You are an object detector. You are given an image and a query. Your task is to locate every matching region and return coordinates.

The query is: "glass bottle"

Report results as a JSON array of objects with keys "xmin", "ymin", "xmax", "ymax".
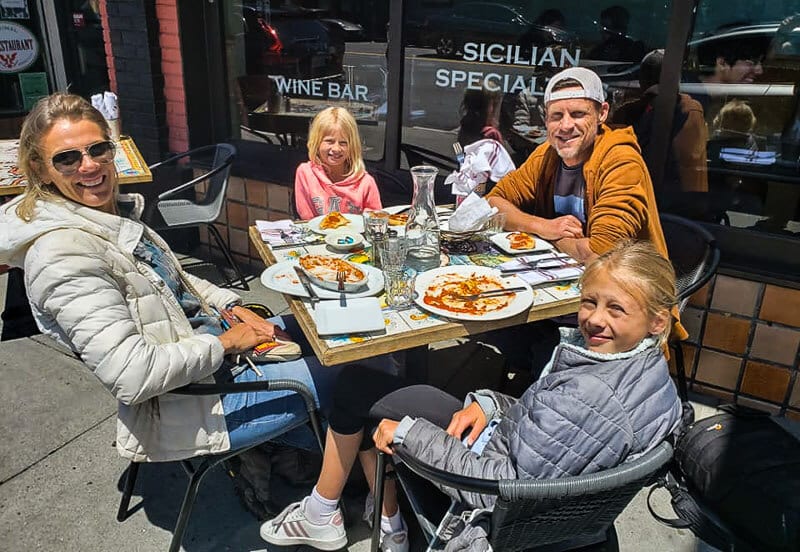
[{"xmin": 405, "ymin": 165, "xmax": 440, "ymax": 271}]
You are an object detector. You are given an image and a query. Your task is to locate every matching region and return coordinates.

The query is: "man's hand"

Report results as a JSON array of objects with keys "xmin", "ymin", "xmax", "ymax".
[
  {"xmin": 373, "ymin": 419, "xmax": 400, "ymax": 454},
  {"xmin": 446, "ymin": 402, "xmax": 488, "ymax": 446},
  {"xmin": 536, "ymin": 215, "xmax": 584, "ymax": 240}
]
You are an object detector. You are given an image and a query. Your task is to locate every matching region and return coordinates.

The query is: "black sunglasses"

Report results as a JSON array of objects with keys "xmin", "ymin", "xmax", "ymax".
[{"xmin": 51, "ymin": 140, "xmax": 116, "ymax": 175}]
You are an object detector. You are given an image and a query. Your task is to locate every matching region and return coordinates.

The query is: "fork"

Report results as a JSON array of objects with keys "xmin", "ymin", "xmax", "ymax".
[
  {"xmin": 336, "ymin": 270, "xmax": 347, "ymax": 307},
  {"xmin": 452, "ymin": 142, "xmax": 465, "ymax": 167}
]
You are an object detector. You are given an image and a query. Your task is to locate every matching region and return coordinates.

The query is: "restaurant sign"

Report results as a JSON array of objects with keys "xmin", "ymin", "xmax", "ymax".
[{"xmin": 0, "ymin": 21, "xmax": 38, "ymax": 73}]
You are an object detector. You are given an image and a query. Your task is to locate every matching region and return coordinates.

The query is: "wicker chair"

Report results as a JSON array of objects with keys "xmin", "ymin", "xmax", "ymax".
[{"xmin": 371, "ymin": 441, "xmax": 674, "ymax": 552}]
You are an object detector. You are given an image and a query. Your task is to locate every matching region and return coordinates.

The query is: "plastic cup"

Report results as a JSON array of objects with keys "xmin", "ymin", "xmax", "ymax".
[{"xmin": 384, "ymin": 267, "xmax": 417, "ymax": 309}]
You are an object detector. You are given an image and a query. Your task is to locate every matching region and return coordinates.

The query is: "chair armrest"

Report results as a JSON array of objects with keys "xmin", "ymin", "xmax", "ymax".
[
  {"xmin": 157, "ymin": 161, "xmax": 231, "ymax": 200},
  {"xmin": 171, "ymin": 378, "xmax": 317, "ymax": 414},
  {"xmin": 147, "ymin": 144, "xmax": 220, "ymax": 171},
  {"xmin": 392, "ymin": 440, "xmax": 673, "ymax": 501}
]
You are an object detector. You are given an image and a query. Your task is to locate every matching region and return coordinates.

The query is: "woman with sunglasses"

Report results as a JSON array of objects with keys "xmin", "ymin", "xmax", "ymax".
[{"xmin": 0, "ymin": 93, "xmax": 339, "ymax": 465}]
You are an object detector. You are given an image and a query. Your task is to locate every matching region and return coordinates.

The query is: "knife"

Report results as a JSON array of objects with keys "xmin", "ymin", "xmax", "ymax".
[
  {"xmin": 500, "ymin": 261, "xmax": 582, "ymax": 275},
  {"xmin": 454, "ymin": 286, "xmax": 529, "ymax": 301},
  {"xmin": 292, "ymin": 266, "xmax": 320, "ymax": 307}
]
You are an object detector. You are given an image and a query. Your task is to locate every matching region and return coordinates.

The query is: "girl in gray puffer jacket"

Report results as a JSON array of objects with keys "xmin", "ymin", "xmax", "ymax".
[{"xmin": 261, "ymin": 241, "xmax": 683, "ymax": 552}]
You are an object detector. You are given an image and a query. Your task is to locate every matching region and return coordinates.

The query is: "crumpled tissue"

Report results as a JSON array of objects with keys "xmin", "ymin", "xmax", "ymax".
[
  {"xmin": 446, "ymin": 192, "xmax": 497, "ymax": 232},
  {"xmin": 92, "ymin": 91, "xmax": 120, "ymax": 140},
  {"xmin": 444, "ymin": 139, "xmax": 516, "ymax": 196}
]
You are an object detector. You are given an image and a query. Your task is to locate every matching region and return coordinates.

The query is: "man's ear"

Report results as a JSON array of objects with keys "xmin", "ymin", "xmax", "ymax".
[
  {"xmin": 648, "ymin": 310, "xmax": 669, "ymax": 337},
  {"xmin": 598, "ymin": 101, "xmax": 610, "ymax": 123}
]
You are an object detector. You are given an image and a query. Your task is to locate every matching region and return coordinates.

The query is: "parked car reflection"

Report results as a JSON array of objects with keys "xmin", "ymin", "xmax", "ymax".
[{"xmin": 242, "ymin": 5, "xmax": 363, "ymax": 78}]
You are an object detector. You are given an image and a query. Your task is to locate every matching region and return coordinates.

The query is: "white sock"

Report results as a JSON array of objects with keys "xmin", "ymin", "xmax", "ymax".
[
  {"xmin": 381, "ymin": 509, "xmax": 404, "ymax": 534},
  {"xmin": 304, "ymin": 486, "xmax": 339, "ymax": 525}
]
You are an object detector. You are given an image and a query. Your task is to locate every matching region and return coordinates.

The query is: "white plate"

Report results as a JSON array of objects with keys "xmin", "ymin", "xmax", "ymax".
[
  {"xmin": 307, "ymin": 213, "xmax": 365, "ymax": 235},
  {"xmin": 490, "ymin": 232, "xmax": 554, "ymax": 255},
  {"xmin": 260, "ymin": 260, "xmax": 384, "ymax": 299},
  {"xmin": 313, "ymin": 297, "xmax": 385, "ymax": 335},
  {"xmin": 413, "ymin": 265, "xmax": 534, "ymax": 321}
]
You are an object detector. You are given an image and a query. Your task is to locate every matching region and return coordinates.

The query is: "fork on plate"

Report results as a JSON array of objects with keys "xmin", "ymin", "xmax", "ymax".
[{"xmin": 336, "ymin": 270, "xmax": 347, "ymax": 307}]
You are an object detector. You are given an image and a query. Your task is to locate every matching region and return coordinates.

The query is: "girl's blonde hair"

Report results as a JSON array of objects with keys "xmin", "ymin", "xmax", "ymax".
[
  {"xmin": 16, "ymin": 93, "xmax": 114, "ymax": 222},
  {"xmin": 306, "ymin": 107, "xmax": 364, "ymax": 177},
  {"xmin": 713, "ymin": 99, "xmax": 756, "ymax": 134},
  {"xmin": 580, "ymin": 240, "xmax": 677, "ymax": 347}
]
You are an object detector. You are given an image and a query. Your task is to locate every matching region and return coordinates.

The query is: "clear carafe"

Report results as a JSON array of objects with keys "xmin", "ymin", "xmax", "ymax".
[{"xmin": 405, "ymin": 165, "xmax": 440, "ymax": 271}]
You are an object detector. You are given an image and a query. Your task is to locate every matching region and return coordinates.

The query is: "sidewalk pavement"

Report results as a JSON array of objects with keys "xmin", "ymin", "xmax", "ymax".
[{"xmin": 0, "ymin": 270, "xmax": 711, "ymax": 551}]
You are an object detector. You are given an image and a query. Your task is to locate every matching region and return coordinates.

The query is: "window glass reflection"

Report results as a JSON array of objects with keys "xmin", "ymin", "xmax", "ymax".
[
  {"xmin": 223, "ymin": 1, "xmax": 385, "ymax": 159},
  {"xmin": 680, "ymin": 1, "xmax": 800, "ymax": 237}
]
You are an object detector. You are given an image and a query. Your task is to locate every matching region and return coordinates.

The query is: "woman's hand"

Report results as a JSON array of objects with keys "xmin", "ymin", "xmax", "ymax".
[
  {"xmin": 373, "ymin": 419, "xmax": 400, "ymax": 455},
  {"xmin": 218, "ymin": 322, "xmax": 275, "ymax": 355},
  {"xmin": 446, "ymin": 402, "xmax": 488, "ymax": 446}
]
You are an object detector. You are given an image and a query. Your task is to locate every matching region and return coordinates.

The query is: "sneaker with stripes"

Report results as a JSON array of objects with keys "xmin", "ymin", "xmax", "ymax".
[{"xmin": 260, "ymin": 497, "xmax": 347, "ymax": 551}]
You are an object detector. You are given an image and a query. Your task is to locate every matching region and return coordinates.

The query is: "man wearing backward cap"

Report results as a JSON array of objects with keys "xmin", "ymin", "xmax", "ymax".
[{"xmin": 487, "ymin": 66, "xmax": 669, "ymax": 266}]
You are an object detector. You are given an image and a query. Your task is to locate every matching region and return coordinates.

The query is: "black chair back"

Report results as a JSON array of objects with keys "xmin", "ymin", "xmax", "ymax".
[{"xmin": 659, "ymin": 213, "xmax": 720, "ymax": 309}]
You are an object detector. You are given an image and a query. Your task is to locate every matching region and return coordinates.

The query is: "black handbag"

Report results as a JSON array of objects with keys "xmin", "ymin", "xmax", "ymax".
[{"xmin": 648, "ymin": 406, "xmax": 800, "ymax": 552}]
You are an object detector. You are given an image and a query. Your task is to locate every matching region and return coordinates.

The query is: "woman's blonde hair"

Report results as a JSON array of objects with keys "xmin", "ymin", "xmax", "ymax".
[
  {"xmin": 580, "ymin": 240, "xmax": 677, "ymax": 347},
  {"xmin": 306, "ymin": 107, "xmax": 364, "ymax": 177},
  {"xmin": 16, "ymin": 93, "xmax": 113, "ymax": 222}
]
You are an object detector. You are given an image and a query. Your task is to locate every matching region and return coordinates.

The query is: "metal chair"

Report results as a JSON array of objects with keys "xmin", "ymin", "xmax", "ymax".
[
  {"xmin": 144, "ymin": 143, "xmax": 249, "ymax": 290},
  {"xmin": 400, "ymin": 143, "xmax": 458, "ymax": 173},
  {"xmin": 659, "ymin": 213, "xmax": 720, "ymax": 401},
  {"xmin": 117, "ymin": 378, "xmax": 325, "ymax": 552},
  {"xmin": 372, "ymin": 441, "xmax": 674, "ymax": 552}
]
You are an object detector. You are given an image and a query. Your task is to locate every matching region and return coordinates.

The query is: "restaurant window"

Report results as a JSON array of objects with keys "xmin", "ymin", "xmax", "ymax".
[
  {"xmin": 221, "ymin": 0, "xmax": 386, "ymax": 161},
  {"xmin": 667, "ymin": 0, "xmax": 800, "ymax": 254},
  {"xmin": 399, "ymin": 0, "xmax": 674, "ymax": 169}
]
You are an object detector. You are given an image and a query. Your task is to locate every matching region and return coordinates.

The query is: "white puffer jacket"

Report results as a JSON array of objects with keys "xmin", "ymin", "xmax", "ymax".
[{"xmin": 0, "ymin": 193, "xmax": 240, "ymax": 462}]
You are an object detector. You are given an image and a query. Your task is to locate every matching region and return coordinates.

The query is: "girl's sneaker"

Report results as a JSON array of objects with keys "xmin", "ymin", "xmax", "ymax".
[
  {"xmin": 260, "ymin": 497, "xmax": 347, "ymax": 551},
  {"xmin": 362, "ymin": 493, "xmax": 410, "ymax": 552}
]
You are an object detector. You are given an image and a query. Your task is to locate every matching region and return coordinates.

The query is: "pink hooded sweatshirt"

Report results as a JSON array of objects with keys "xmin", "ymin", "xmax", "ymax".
[{"xmin": 294, "ymin": 161, "xmax": 382, "ymax": 220}]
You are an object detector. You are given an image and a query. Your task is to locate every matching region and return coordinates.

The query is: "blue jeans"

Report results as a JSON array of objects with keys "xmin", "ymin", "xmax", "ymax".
[{"xmin": 221, "ymin": 315, "xmax": 340, "ymax": 452}]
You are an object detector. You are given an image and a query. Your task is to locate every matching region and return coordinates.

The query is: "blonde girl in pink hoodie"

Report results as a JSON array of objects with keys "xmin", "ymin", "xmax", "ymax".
[{"xmin": 294, "ymin": 107, "xmax": 382, "ymax": 220}]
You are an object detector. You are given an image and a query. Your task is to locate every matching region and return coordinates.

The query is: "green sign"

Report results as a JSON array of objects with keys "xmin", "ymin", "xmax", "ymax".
[{"xmin": 18, "ymin": 71, "xmax": 48, "ymax": 110}]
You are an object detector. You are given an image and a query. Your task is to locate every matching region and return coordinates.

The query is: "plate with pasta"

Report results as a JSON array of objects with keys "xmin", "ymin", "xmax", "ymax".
[
  {"xmin": 307, "ymin": 212, "xmax": 365, "ymax": 235},
  {"xmin": 414, "ymin": 265, "xmax": 534, "ymax": 321}
]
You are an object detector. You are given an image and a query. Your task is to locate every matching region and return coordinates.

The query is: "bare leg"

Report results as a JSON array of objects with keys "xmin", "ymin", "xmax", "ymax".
[
  {"xmin": 359, "ymin": 448, "xmax": 399, "ymax": 517},
  {"xmin": 315, "ymin": 428, "xmax": 364, "ymax": 501}
]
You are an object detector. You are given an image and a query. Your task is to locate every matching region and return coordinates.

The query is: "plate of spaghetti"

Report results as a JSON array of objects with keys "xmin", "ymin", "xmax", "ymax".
[
  {"xmin": 307, "ymin": 212, "xmax": 365, "ymax": 235},
  {"xmin": 414, "ymin": 265, "xmax": 534, "ymax": 321}
]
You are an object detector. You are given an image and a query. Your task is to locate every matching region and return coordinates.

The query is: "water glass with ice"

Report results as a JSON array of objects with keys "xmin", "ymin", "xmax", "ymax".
[{"xmin": 384, "ymin": 267, "xmax": 417, "ymax": 309}]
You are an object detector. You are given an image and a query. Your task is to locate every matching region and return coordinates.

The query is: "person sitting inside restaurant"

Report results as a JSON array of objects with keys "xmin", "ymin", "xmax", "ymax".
[
  {"xmin": 486, "ymin": 66, "xmax": 669, "ymax": 265},
  {"xmin": 260, "ymin": 240, "xmax": 683, "ymax": 552},
  {"xmin": 294, "ymin": 106, "xmax": 382, "ymax": 220},
  {"xmin": 0, "ymin": 93, "xmax": 339, "ymax": 465}
]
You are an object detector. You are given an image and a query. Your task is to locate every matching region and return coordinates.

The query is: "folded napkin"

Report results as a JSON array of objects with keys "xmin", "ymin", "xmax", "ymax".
[
  {"xmin": 255, "ymin": 219, "xmax": 303, "ymax": 245},
  {"xmin": 498, "ymin": 254, "xmax": 583, "ymax": 286},
  {"xmin": 103, "ymin": 91, "xmax": 119, "ymax": 120},
  {"xmin": 444, "ymin": 139, "xmax": 516, "ymax": 196},
  {"xmin": 719, "ymin": 148, "xmax": 776, "ymax": 165},
  {"xmin": 447, "ymin": 192, "xmax": 497, "ymax": 232}
]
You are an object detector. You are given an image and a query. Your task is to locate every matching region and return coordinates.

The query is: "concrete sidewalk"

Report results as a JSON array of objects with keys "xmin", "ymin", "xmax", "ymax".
[{"xmin": 0, "ymin": 270, "xmax": 707, "ymax": 551}]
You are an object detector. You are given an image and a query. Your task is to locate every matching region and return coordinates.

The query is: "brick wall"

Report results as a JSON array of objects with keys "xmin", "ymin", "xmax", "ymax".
[
  {"xmin": 198, "ymin": 178, "xmax": 293, "ymax": 272},
  {"xmin": 104, "ymin": 0, "xmax": 167, "ymax": 163},
  {"xmin": 155, "ymin": 0, "xmax": 188, "ymax": 154},
  {"xmin": 677, "ymin": 275, "xmax": 800, "ymax": 420}
]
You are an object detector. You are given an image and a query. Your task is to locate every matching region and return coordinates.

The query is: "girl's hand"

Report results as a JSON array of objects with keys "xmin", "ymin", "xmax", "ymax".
[
  {"xmin": 446, "ymin": 402, "xmax": 487, "ymax": 446},
  {"xmin": 218, "ymin": 323, "xmax": 275, "ymax": 355},
  {"xmin": 373, "ymin": 419, "xmax": 400, "ymax": 455}
]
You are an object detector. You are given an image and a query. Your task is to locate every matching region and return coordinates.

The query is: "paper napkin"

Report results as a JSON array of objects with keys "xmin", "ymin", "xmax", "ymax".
[
  {"xmin": 444, "ymin": 139, "xmax": 515, "ymax": 196},
  {"xmin": 447, "ymin": 192, "xmax": 497, "ymax": 232}
]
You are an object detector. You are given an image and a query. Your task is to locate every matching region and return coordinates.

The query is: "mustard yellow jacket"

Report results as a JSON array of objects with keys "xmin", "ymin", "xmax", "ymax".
[{"xmin": 487, "ymin": 124, "xmax": 687, "ymax": 340}]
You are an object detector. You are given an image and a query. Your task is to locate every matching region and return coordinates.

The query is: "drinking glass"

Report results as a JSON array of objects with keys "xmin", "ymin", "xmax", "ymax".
[
  {"xmin": 363, "ymin": 210, "xmax": 389, "ymax": 267},
  {"xmin": 377, "ymin": 236, "xmax": 408, "ymax": 272},
  {"xmin": 384, "ymin": 267, "xmax": 417, "ymax": 309},
  {"xmin": 484, "ymin": 211, "xmax": 507, "ymax": 235}
]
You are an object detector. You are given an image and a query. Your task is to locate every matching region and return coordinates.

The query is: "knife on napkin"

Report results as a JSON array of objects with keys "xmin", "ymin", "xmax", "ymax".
[{"xmin": 293, "ymin": 266, "xmax": 320, "ymax": 307}]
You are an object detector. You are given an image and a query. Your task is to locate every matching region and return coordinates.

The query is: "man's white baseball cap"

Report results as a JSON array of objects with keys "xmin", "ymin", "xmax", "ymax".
[{"xmin": 544, "ymin": 67, "xmax": 605, "ymax": 104}]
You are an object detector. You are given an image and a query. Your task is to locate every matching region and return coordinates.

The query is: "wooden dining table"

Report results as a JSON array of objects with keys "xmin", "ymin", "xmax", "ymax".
[
  {"xmin": 249, "ymin": 224, "xmax": 580, "ymax": 369},
  {"xmin": 0, "ymin": 135, "xmax": 152, "ymax": 196}
]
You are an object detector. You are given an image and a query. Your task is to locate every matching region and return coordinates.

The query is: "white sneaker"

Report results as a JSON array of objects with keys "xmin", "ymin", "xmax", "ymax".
[
  {"xmin": 362, "ymin": 493, "xmax": 410, "ymax": 552},
  {"xmin": 260, "ymin": 497, "xmax": 347, "ymax": 551}
]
